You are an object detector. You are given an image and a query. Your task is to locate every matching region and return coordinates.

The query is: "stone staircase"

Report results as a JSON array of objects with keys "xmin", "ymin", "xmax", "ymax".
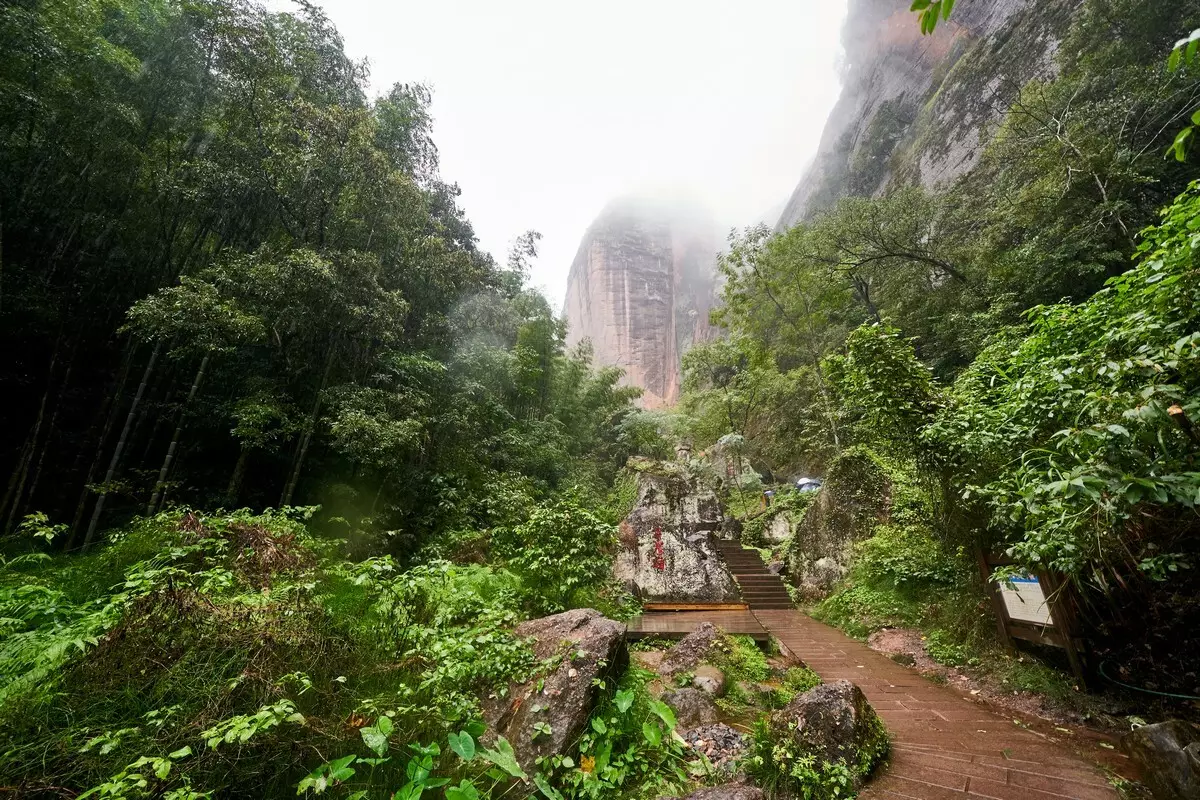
[{"xmin": 714, "ymin": 538, "xmax": 793, "ymax": 609}]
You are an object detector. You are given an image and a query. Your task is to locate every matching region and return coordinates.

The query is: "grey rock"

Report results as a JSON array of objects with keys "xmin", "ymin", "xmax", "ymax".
[
  {"xmin": 764, "ymin": 513, "xmax": 793, "ymax": 544},
  {"xmin": 692, "ymin": 664, "xmax": 727, "ymax": 697},
  {"xmin": 482, "ymin": 609, "xmax": 627, "ymax": 774},
  {"xmin": 676, "ymin": 781, "xmax": 763, "ymax": 800},
  {"xmin": 766, "ymin": 561, "xmax": 785, "ymax": 575},
  {"xmin": 1122, "ymin": 720, "xmax": 1200, "ymax": 800},
  {"xmin": 659, "ymin": 622, "xmax": 721, "ymax": 676},
  {"xmin": 778, "ymin": 0, "xmax": 1065, "ymax": 229},
  {"xmin": 562, "ymin": 198, "xmax": 717, "ymax": 409},
  {"xmin": 770, "ymin": 680, "xmax": 889, "ymax": 789},
  {"xmin": 614, "ymin": 470, "xmax": 738, "ymax": 604},
  {"xmin": 662, "ymin": 687, "xmax": 719, "ymax": 729},
  {"xmin": 786, "ymin": 450, "xmax": 890, "ymax": 597}
]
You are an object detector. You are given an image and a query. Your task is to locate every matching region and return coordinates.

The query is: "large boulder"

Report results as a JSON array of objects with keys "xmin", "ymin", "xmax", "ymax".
[
  {"xmin": 659, "ymin": 622, "xmax": 721, "ymax": 676},
  {"xmin": 483, "ymin": 609, "xmax": 627, "ymax": 773},
  {"xmin": 661, "ymin": 687, "xmax": 720, "ymax": 728},
  {"xmin": 769, "ymin": 680, "xmax": 889, "ymax": 791},
  {"xmin": 1122, "ymin": 720, "xmax": 1200, "ymax": 800},
  {"xmin": 786, "ymin": 448, "xmax": 890, "ymax": 596},
  {"xmin": 613, "ymin": 466, "xmax": 738, "ymax": 603}
]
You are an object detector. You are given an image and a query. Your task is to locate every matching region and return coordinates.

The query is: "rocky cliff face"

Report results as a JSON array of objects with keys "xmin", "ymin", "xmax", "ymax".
[
  {"xmin": 562, "ymin": 199, "xmax": 717, "ymax": 408},
  {"xmin": 778, "ymin": 0, "xmax": 1080, "ymax": 228}
]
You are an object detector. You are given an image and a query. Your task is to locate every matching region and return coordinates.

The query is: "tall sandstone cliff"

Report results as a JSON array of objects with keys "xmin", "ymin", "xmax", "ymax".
[
  {"xmin": 562, "ymin": 199, "xmax": 717, "ymax": 408},
  {"xmin": 778, "ymin": 0, "xmax": 1080, "ymax": 227}
]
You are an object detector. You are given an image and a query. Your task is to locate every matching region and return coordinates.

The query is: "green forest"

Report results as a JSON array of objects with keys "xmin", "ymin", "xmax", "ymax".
[{"xmin": 1, "ymin": 0, "xmax": 1199, "ymax": 798}]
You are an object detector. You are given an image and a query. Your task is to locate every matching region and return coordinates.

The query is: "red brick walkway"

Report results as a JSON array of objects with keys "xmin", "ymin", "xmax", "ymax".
[{"xmin": 752, "ymin": 610, "xmax": 1122, "ymax": 800}]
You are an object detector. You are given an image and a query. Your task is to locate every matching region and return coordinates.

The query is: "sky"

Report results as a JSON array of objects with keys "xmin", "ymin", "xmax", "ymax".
[{"xmin": 299, "ymin": 0, "xmax": 848, "ymax": 307}]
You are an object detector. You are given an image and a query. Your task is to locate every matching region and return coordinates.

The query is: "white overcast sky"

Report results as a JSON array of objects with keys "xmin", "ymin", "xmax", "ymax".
[{"xmin": 296, "ymin": 0, "xmax": 848, "ymax": 306}]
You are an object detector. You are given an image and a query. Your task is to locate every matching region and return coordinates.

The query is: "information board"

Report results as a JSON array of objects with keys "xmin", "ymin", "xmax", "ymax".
[{"xmin": 998, "ymin": 574, "xmax": 1054, "ymax": 626}]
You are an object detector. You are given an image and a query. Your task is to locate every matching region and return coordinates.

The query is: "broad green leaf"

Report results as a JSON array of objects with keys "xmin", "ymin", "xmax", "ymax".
[
  {"xmin": 361, "ymin": 726, "xmax": 388, "ymax": 757},
  {"xmin": 533, "ymin": 774, "xmax": 565, "ymax": 800},
  {"xmin": 648, "ymin": 699, "xmax": 676, "ymax": 730},
  {"xmin": 641, "ymin": 721, "xmax": 662, "ymax": 747},
  {"xmin": 480, "ymin": 736, "xmax": 528, "ymax": 780},
  {"xmin": 448, "ymin": 731, "xmax": 476, "ymax": 761},
  {"xmin": 613, "ymin": 689, "xmax": 634, "ymax": 713},
  {"xmin": 446, "ymin": 781, "xmax": 480, "ymax": 800},
  {"xmin": 590, "ymin": 717, "xmax": 607, "ymax": 735}
]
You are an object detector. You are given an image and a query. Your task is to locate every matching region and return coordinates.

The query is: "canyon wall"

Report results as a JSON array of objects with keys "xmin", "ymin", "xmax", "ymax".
[
  {"xmin": 562, "ymin": 199, "xmax": 717, "ymax": 408},
  {"xmin": 778, "ymin": 0, "xmax": 1080, "ymax": 228}
]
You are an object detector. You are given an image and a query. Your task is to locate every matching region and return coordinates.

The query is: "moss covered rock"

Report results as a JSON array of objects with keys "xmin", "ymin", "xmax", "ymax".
[
  {"xmin": 785, "ymin": 447, "xmax": 891, "ymax": 596},
  {"xmin": 767, "ymin": 680, "xmax": 889, "ymax": 793}
]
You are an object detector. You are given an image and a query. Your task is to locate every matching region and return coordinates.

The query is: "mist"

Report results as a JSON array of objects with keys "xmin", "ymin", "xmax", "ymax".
[{"xmin": 293, "ymin": 0, "xmax": 848, "ymax": 306}]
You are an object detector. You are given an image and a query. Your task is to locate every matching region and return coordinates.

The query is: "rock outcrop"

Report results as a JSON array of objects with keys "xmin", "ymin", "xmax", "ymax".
[
  {"xmin": 1122, "ymin": 720, "xmax": 1200, "ymax": 800},
  {"xmin": 614, "ymin": 465, "xmax": 739, "ymax": 604},
  {"xmin": 659, "ymin": 622, "xmax": 722, "ymax": 675},
  {"xmin": 786, "ymin": 449, "xmax": 890, "ymax": 596},
  {"xmin": 562, "ymin": 198, "xmax": 718, "ymax": 408},
  {"xmin": 661, "ymin": 687, "xmax": 720, "ymax": 729},
  {"xmin": 769, "ymin": 680, "xmax": 889, "ymax": 791},
  {"xmin": 778, "ymin": 0, "xmax": 1078, "ymax": 228},
  {"xmin": 483, "ymin": 609, "xmax": 627, "ymax": 774}
]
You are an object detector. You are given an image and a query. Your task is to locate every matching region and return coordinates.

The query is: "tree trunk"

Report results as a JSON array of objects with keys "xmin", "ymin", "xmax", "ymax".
[
  {"xmin": 67, "ymin": 340, "xmax": 135, "ymax": 547},
  {"xmin": 146, "ymin": 352, "xmax": 210, "ymax": 515},
  {"xmin": 82, "ymin": 341, "xmax": 162, "ymax": 551},
  {"xmin": 225, "ymin": 444, "xmax": 250, "ymax": 508},
  {"xmin": 21, "ymin": 349, "xmax": 77, "ymax": 524},
  {"xmin": 3, "ymin": 340, "xmax": 62, "ymax": 533},
  {"xmin": 280, "ymin": 346, "xmax": 335, "ymax": 507}
]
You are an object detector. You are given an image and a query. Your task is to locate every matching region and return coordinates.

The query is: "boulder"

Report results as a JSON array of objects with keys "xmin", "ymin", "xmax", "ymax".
[
  {"xmin": 692, "ymin": 665, "xmax": 727, "ymax": 697},
  {"xmin": 764, "ymin": 513, "xmax": 793, "ymax": 544},
  {"xmin": 661, "ymin": 687, "xmax": 719, "ymax": 728},
  {"xmin": 786, "ymin": 449, "xmax": 891, "ymax": 596},
  {"xmin": 769, "ymin": 680, "xmax": 889, "ymax": 790},
  {"xmin": 482, "ymin": 609, "xmax": 627, "ymax": 773},
  {"xmin": 766, "ymin": 561, "xmax": 785, "ymax": 575},
  {"xmin": 659, "ymin": 622, "xmax": 721, "ymax": 676},
  {"xmin": 613, "ymin": 467, "xmax": 739, "ymax": 604},
  {"xmin": 1122, "ymin": 720, "xmax": 1200, "ymax": 800},
  {"xmin": 676, "ymin": 781, "xmax": 764, "ymax": 800}
]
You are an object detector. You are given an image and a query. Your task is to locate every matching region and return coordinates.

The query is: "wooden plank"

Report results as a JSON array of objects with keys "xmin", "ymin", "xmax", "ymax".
[
  {"xmin": 642, "ymin": 602, "xmax": 749, "ymax": 611},
  {"xmin": 626, "ymin": 610, "xmax": 771, "ymax": 645}
]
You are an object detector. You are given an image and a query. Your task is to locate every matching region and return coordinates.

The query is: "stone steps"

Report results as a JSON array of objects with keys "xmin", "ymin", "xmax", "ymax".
[{"xmin": 713, "ymin": 538, "xmax": 793, "ymax": 610}]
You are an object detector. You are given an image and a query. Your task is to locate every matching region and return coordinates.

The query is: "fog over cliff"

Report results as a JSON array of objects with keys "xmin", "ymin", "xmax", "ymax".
[{"xmin": 562, "ymin": 197, "xmax": 721, "ymax": 408}]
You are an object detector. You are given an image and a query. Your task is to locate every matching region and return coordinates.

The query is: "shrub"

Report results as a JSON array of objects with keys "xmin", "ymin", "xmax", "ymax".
[{"xmin": 491, "ymin": 497, "xmax": 618, "ymax": 614}]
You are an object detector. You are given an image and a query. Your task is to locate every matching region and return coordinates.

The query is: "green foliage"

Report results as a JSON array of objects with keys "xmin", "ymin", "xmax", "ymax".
[
  {"xmin": 711, "ymin": 635, "xmax": 772, "ymax": 684},
  {"xmin": 492, "ymin": 498, "xmax": 618, "ymax": 615},
  {"xmin": 910, "ymin": 0, "xmax": 955, "ymax": 35},
  {"xmin": 0, "ymin": 0, "xmax": 644, "ymax": 556},
  {"xmin": 742, "ymin": 490, "xmax": 814, "ymax": 548},
  {"xmin": 537, "ymin": 667, "xmax": 694, "ymax": 800},
  {"xmin": 927, "ymin": 182, "xmax": 1200, "ymax": 584},
  {"xmin": 829, "ymin": 324, "xmax": 939, "ymax": 452},
  {"xmin": 745, "ymin": 711, "xmax": 887, "ymax": 800},
  {"xmin": 0, "ymin": 509, "xmax": 545, "ymax": 796}
]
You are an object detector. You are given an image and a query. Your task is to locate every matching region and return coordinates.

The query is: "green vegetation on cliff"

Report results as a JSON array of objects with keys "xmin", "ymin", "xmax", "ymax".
[{"xmin": 683, "ymin": 0, "xmax": 1200, "ymax": 699}]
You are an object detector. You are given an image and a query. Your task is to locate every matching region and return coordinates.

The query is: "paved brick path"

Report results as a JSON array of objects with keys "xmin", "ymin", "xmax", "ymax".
[{"xmin": 752, "ymin": 610, "xmax": 1123, "ymax": 800}]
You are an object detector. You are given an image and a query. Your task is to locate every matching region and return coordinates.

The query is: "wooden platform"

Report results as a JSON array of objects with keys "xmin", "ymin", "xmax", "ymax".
[{"xmin": 625, "ymin": 610, "xmax": 771, "ymax": 645}]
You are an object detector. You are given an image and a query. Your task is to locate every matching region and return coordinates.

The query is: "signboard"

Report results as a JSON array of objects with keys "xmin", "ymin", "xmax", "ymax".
[
  {"xmin": 976, "ymin": 549, "xmax": 1089, "ymax": 686},
  {"xmin": 998, "ymin": 574, "xmax": 1053, "ymax": 626}
]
